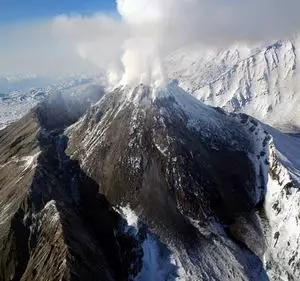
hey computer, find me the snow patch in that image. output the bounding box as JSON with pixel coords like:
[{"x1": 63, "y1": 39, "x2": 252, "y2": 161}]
[
  {"x1": 118, "y1": 205, "x2": 139, "y2": 235},
  {"x1": 0, "y1": 202, "x2": 13, "y2": 225},
  {"x1": 116, "y1": 205, "x2": 192, "y2": 281},
  {"x1": 21, "y1": 152, "x2": 40, "y2": 171},
  {"x1": 43, "y1": 200, "x2": 61, "y2": 225},
  {"x1": 135, "y1": 234, "x2": 179, "y2": 281}
]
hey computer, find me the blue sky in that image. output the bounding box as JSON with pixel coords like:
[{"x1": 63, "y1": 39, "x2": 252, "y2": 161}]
[
  {"x1": 0, "y1": 0, "x2": 116, "y2": 24},
  {"x1": 0, "y1": 0, "x2": 118, "y2": 76}
]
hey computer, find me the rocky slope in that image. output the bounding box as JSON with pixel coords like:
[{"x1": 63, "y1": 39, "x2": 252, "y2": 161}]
[
  {"x1": 1, "y1": 81, "x2": 277, "y2": 280},
  {"x1": 0, "y1": 87, "x2": 136, "y2": 281},
  {"x1": 0, "y1": 72, "x2": 300, "y2": 280}
]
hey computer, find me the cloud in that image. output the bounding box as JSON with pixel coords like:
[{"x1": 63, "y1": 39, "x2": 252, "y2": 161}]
[
  {"x1": 52, "y1": 0, "x2": 300, "y2": 86},
  {"x1": 0, "y1": 20, "x2": 99, "y2": 77},
  {"x1": 168, "y1": 0, "x2": 300, "y2": 44},
  {"x1": 53, "y1": 14, "x2": 126, "y2": 69},
  {"x1": 114, "y1": 0, "x2": 300, "y2": 47},
  {"x1": 2, "y1": 0, "x2": 300, "y2": 82}
]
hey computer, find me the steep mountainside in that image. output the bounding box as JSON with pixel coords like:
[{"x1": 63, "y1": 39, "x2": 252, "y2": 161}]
[
  {"x1": 0, "y1": 83, "x2": 277, "y2": 280},
  {"x1": 67, "y1": 83, "x2": 300, "y2": 280},
  {"x1": 165, "y1": 37, "x2": 300, "y2": 131},
  {"x1": 164, "y1": 39, "x2": 300, "y2": 280},
  {"x1": 0, "y1": 66, "x2": 300, "y2": 280},
  {"x1": 0, "y1": 88, "x2": 133, "y2": 281}
]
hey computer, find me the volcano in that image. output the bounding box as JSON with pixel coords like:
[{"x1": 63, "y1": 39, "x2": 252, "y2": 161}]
[{"x1": 0, "y1": 81, "x2": 298, "y2": 280}]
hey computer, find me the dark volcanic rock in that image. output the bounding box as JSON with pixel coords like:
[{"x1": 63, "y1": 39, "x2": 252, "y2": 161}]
[
  {"x1": 69, "y1": 86, "x2": 265, "y2": 235},
  {"x1": 67, "y1": 84, "x2": 269, "y2": 280},
  {"x1": 0, "y1": 83, "x2": 271, "y2": 280},
  {"x1": 0, "y1": 90, "x2": 138, "y2": 281}
]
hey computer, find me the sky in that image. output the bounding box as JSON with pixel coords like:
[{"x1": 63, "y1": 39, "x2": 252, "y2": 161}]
[
  {"x1": 0, "y1": 0, "x2": 116, "y2": 77},
  {"x1": 1, "y1": 0, "x2": 300, "y2": 82},
  {"x1": 0, "y1": 0, "x2": 115, "y2": 24}
]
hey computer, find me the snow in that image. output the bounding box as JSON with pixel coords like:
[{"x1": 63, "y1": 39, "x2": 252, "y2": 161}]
[
  {"x1": 43, "y1": 200, "x2": 61, "y2": 225},
  {"x1": 116, "y1": 205, "x2": 190, "y2": 281},
  {"x1": 0, "y1": 152, "x2": 40, "y2": 172},
  {"x1": 258, "y1": 124, "x2": 300, "y2": 280},
  {"x1": 164, "y1": 38, "x2": 300, "y2": 130},
  {"x1": 128, "y1": 156, "x2": 142, "y2": 170},
  {"x1": 263, "y1": 124, "x2": 300, "y2": 183},
  {"x1": 0, "y1": 202, "x2": 13, "y2": 225},
  {"x1": 21, "y1": 152, "x2": 40, "y2": 171},
  {"x1": 0, "y1": 75, "x2": 104, "y2": 130},
  {"x1": 118, "y1": 205, "x2": 139, "y2": 235},
  {"x1": 135, "y1": 235, "x2": 178, "y2": 281},
  {"x1": 154, "y1": 141, "x2": 168, "y2": 157},
  {"x1": 264, "y1": 173, "x2": 300, "y2": 280}
]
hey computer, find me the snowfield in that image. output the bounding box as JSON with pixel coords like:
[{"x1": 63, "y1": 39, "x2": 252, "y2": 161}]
[{"x1": 165, "y1": 37, "x2": 300, "y2": 131}]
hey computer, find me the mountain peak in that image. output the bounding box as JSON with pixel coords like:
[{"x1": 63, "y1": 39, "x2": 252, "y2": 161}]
[
  {"x1": 117, "y1": 80, "x2": 178, "y2": 105},
  {"x1": 1, "y1": 72, "x2": 299, "y2": 280}
]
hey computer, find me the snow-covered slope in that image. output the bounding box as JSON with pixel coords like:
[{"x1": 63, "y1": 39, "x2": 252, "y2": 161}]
[
  {"x1": 164, "y1": 38, "x2": 300, "y2": 280},
  {"x1": 165, "y1": 37, "x2": 300, "y2": 131},
  {"x1": 230, "y1": 114, "x2": 300, "y2": 280},
  {"x1": 264, "y1": 129, "x2": 300, "y2": 280}
]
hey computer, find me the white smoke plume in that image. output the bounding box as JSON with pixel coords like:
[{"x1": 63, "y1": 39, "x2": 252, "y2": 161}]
[
  {"x1": 52, "y1": 0, "x2": 300, "y2": 87},
  {"x1": 116, "y1": 0, "x2": 170, "y2": 87}
]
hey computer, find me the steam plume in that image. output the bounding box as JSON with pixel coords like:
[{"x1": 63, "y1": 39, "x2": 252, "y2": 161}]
[{"x1": 53, "y1": 0, "x2": 300, "y2": 87}]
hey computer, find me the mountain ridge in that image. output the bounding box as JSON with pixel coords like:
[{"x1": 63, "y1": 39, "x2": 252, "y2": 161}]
[{"x1": 165, "y1": 37, "x2": 300, "y2": 131}]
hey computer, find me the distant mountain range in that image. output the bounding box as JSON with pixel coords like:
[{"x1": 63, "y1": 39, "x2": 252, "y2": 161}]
[{"x1": 165, "y1": 37, "x2": 300, "y2": 131}]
